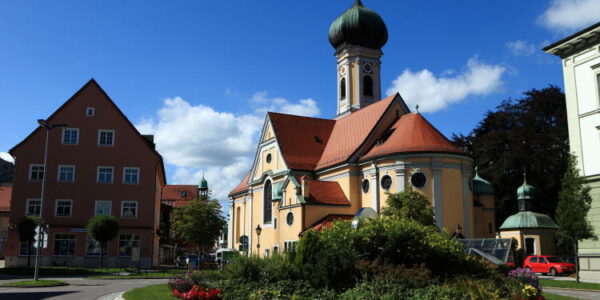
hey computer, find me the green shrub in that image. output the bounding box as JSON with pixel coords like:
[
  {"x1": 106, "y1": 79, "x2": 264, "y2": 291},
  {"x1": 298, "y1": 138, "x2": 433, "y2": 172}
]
[
  {"x1": 223, "y1": 253, "x2": 299, "y2": 284},
  {"x1": 355, "y1": 260, "x2": 432, "y2": 288}
]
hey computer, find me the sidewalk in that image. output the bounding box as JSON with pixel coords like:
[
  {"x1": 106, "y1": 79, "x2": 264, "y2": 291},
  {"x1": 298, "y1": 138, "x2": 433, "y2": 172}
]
[{"x1": 545, "y1": 287, "x2": 600, "y2": 300}]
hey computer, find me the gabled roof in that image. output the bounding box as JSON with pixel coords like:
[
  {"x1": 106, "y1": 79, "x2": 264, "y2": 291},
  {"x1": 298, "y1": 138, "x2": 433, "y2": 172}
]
[
  {"x1": 0, "y1": 185, "x2": 11, "y2": 212},
  {"x1": 9, "y1": 79, "x2": 167, "y2": 185},
  {"x1": 229, "y1": 171, "x2": 251, "y2": 197},
  {"x1": 162, "y1": 185, "x2": 198, "y2": 207},
  {"x1": 317, "y1": 94, "x2": 396, "y2": 169},
  {"x1": 269, "y1": 112, "x2": 335, "y2": 170},
  {"x1": 306, "y1": 180, "x2": 350, "y2": 206},
  {"x1": 360, "y1": 112, "x2": 463, "y2": 160}
]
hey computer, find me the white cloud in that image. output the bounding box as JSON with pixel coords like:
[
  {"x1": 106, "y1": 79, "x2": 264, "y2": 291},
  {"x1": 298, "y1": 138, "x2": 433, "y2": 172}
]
[
  {"x1": 386, "y1": 57, "x2": 506, "y2": 113},
  {"x1": 539, "y1": 0, "x2": 600, "y2": 32},
  {"x1": 507, "y1": 40, "x2": 536, "y2": 56},
  {"x1": 250, "y1": 91, "x2": 320, "y2": 117},
  {"x1": 0, "y1": 152, "x2": 14, "y2": 164},
  {"x1": 136, "y1": 92, "x2": 321, "y2": 202}
]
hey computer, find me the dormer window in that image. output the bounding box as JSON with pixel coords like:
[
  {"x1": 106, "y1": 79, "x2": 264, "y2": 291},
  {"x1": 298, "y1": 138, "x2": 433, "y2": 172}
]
[{"x1": 86, "y1": 107, "x2": 95, "y2": 116}]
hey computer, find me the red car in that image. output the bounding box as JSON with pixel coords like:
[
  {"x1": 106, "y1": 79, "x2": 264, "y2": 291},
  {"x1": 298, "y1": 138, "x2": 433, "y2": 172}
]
[{"x1": 524, "y1": 255, "x2": 576, "y2": 276}]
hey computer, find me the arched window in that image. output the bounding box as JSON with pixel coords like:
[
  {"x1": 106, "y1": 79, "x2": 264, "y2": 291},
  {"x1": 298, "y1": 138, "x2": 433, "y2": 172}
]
[
  {"x1": 363, "y1": 75, "x2": 373, "y2": 97},
  {"x1": 263, "y1": 180, "x2": 272, "y2": 224},
  {"x1": 235, "y1": 207, "x2": 241, "y2": 241},
  {"x1": 340, "y1": 78, "x2": 346, "y2": 100}
]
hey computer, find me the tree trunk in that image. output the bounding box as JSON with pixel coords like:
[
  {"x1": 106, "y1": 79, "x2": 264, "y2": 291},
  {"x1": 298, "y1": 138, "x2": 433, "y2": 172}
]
[
  {"x1": 100, "y1": 242, "x2": 104, "y2": 269},
  {"x1": 575, "y1": 241, "x2": 580, "y2": 283},
  {"x1": 27, "y1": 241, "x2": 31, "y2": 268}
]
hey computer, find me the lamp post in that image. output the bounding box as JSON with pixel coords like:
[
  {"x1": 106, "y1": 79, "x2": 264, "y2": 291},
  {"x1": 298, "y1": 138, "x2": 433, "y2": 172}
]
[
  {"x1": 255, "y1": 225, "x2": 262, "y2": 256},
  {"x1": 33, "y1": 119, "x2": 67, "y2": 281}
]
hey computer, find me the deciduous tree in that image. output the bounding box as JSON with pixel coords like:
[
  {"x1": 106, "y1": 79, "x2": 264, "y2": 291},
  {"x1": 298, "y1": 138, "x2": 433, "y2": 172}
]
[
  {"x1": 87, "y1": 215, "x2": 119, "y2": 268},
  {"x1": 172, "y1": 198, "x2": 226, "y2": 258},
  {"x1": 17, "y1": 217, "x2": 36, "y2": 267},
  {"x1": 382, "y1": 190, "x2": 435, "y2": 227}
]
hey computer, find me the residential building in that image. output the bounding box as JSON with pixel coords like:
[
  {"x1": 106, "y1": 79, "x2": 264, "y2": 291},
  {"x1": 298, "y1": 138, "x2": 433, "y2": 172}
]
[
  {"x1": 5, "y1": 79, "x2": 166, "y2": 268},
  {"x1": 544, "y1": 21, "x2": 600, "y2": 282},
  {"x1": 227, "y1": 1, "x2": 496, "y2": 257},
  {"x1": 0, "y1": 184, "x2": 10, "y2": 258}
]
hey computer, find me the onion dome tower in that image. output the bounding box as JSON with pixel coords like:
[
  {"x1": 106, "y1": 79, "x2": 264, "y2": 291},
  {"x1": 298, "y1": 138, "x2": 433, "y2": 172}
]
[
  {"x1": 472, "y1": 167, "x2": 494, "y2": 196},
  {"x1": 199, "y1": 174, "x2": 209, "y2": 198},
  {"x1": 329, "y1": 0, "x2": 388, "y2": 117}
]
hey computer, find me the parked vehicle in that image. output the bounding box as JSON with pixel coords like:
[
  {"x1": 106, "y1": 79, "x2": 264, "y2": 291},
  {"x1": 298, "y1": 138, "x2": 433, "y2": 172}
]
[
  {"x1": 174, "y1": 255, "x2": 186, "y2": 267},
  {"x1": 215, "y1": 248, "x2": 239, "y2": 266},
  {"x1": 186, "y1": 254, "x2": 199, "y2": 269},
  {"x1": 523, "y1": 255, "x2": 575, "y2": 276}
]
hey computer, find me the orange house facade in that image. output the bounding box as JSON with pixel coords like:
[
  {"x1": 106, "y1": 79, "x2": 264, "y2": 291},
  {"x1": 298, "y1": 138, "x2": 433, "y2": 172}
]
[{"x1": 5, "y1": 79, "x2": 166, "y2": 268}]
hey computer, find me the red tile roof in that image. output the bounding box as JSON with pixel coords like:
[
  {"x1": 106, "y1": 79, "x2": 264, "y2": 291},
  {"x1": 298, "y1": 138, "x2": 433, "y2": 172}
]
[
  {"x1": 0, "y1": 185, "x2": 11, "y2": 212},
  {"x1": 269, "y1": 112, "x2": 335, "y2": 170},
  {"x1": 307, "y1": 180, "x2": 350, "y2": 205},
  {"x1": 229, "y1": 171, "x2": 251, "y2": 197},
  {"x1": 360, "y1": 113, "x2": 464, "y2": 160},
  {"x1": 162, "y1": 185, "x2": 198, "y2": 207},
  {"x1": 316, "y1": 94, "x2": 396, "y2": 169},
  {"x1": 306, "y1": 214, "x2": 354, "y2": 232}
]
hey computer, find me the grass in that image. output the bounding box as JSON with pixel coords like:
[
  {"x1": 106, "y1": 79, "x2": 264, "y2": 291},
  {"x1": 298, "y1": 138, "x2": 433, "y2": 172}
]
[
  {"x1": 540, "y1": 279, "x2": 600, "y2": 290},
  {"x1": 0, "y1": 279, "x2": 69, "y2": 287},
  {"x1": 542, "y1": 292, "x2": 580, "y2": 300},
  {"x1": 0, "y1": 266, "x2": 187, "y2": 277},
  {"x1": 90, "y1": 272, "x2": 180, "y2": 279},
  {"x1": 123, "y1": 283, "x2": 175, "y2": 300}
]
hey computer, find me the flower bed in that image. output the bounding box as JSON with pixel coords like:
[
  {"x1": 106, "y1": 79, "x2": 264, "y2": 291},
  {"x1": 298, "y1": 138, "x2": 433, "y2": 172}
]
[{"x1": 168, "y1": 271, "x2": 222, "y2": 300}]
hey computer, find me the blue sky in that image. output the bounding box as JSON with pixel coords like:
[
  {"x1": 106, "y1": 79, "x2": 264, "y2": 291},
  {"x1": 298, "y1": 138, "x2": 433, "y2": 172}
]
[{"x1": 1, "y1": 0, "x2": 599, "y2": 202}]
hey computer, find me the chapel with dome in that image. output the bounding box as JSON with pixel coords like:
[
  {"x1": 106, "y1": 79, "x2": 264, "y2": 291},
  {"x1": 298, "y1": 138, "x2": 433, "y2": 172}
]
[
  {"x1": 226, "y1": 1, "x2": 497, "y2": 256},
  {"x1": 498, "y1": 173, "x2": 559, "y2": 256}
]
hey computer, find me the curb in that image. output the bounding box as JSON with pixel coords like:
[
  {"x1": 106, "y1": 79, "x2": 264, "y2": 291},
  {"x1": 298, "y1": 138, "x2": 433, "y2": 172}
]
[
  {"x1": 97, "y1": 291, "x2": 125, "y2": 300},
  {"x1": 544, "y1": 287, "x2": 600, "y2": 292}
]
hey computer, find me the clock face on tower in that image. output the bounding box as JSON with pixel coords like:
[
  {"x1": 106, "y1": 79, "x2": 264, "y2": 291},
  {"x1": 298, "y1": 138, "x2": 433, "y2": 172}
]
[
  {"x1": 340, "y1": 66, "x2": 346, "y2": 75},
  {"x1": 363, "y1": 62, "x2": 373, "y2": 74}
]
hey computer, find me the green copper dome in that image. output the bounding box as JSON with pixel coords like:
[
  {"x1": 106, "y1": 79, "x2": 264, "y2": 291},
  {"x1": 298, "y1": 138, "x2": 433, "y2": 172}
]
[
  {"x1": 499, "y1": 211, "x2": 558, "y2": 230},
  {"x1": 328, "y1": 0, "x2": 388, "y2": 50},
  {"x1": 517, "y1": 180, "x2": 535, "y2": 200},
  {"x1": 472, "y1": 167, "x2": 494, "y2": 195},
  {"x1": 199, "y1": 175, "x2": 208, "y2": 189}
]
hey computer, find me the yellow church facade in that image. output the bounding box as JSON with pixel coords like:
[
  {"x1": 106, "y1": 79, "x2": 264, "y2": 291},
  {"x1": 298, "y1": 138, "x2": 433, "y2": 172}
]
[{"x1": 226, "y1": 1, "x2": 496, "y2": 256}]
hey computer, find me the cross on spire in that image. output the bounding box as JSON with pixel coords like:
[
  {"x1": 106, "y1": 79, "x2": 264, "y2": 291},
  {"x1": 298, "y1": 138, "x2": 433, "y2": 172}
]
[{"x1": 415, "y1": 104, "x2": 420, "y2": 113}]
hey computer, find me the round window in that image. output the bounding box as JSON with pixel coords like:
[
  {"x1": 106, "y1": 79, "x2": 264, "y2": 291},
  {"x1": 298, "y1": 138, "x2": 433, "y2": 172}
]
[
  {"x1": 411, "y1": 172, "x2": 427, "y2": 188},
  {"x1": 286, "y1": 212, "x2": 294, "y2": 226},
  {"x1": 266, "y1": 153, "x2": 272, "y2": 163},
  {"x1": 361, "y1": 179, "x2": 369, "y2": 193},
  {"x1": 381, "y1": 175, "x2": 392, "y2": 190}
]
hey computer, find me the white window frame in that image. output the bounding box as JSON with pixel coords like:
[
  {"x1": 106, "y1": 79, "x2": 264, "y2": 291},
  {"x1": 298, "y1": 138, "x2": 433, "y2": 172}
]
[
  {"x1": 57, "y1": 165, "x2": 75, "y2": 183},
  {"x1": 122, "y1": 167, "x2": 140, "y2": 184},
  {"x1": 29, "y1": 164, "x2": 44, "y2": 181},
  {"x1": 97, "y1": 166, "x2": 114, "y2": 184},
  {"x1": 86, "y1": 107, "x2": 95, "y2": 117},
  {"x1": 94, "y1": 200, "x2": 112, "y2": 216},
  {"x1": 55, "y1": 199, "x2": 72, "y2": 217},
  {"x1": 85, "y1": 235, "x2": 106, "y2": 256},
  {"x1": 53, "y1": 233, "x2": 76, "y2": 256},
  {"x1": 61, "y1": 128, "x2": 79, "y2": 145},
  {"x1": 121, "y1": 201, "x2": 138, "y2": 218},
  {"x1": 25, "y1": 198, "x2": 41, "y2": 217},
  {"x1": 98, "y1": 129, "x2": 115, "y2": 147}
]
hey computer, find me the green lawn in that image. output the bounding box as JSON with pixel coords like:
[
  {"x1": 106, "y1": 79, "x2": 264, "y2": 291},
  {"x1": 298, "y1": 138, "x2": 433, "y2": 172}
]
[
  {"x1": 0, "y1": 267, "x2": 187, "y2": 277},
  {"x1": 124, "y1": 283, "x2": 175, "y2": 300},
  {"x1": 90, "y1": 272, "x2": 180, "y2": 279},
  {"x1": 542, "y1": 292, "x2": 580, "y2": 300},
  {"x1": 540, "y1": 279, "x2": 600, "y2": 290},
  {"x1": 0, "y1": 280, "x2": 69, "y2": 287}
]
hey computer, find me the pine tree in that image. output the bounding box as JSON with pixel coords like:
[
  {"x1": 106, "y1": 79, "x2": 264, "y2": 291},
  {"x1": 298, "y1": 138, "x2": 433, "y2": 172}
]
[{"x1": 555, "y1": 154, "x2": 597, "y2": 282}]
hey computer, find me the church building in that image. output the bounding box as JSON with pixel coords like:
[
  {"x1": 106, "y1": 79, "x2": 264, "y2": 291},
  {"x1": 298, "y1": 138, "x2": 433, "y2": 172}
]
[{"x1": 227, "y1": 1, "x2": 495, "y2": 256}]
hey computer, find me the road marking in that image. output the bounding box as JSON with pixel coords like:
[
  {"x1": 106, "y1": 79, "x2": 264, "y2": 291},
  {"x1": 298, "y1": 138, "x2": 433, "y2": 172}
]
[{"x1": 96, "y1": 291, "x2": 125, "y2": 300}]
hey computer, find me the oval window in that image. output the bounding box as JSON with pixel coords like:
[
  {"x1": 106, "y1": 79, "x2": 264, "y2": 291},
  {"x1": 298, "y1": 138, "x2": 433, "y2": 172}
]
[
  {"x1": 361, "y1": 179, "x2": 369, "y2": 193},
  {"x1": 411, "y1": 172, "x2": 427, "y2": 188},
  {"x1": 381, "y1": 175, "x2": 392, "y2": 190},
  {"x1": 286, "y1": 212, "x2": 294, "y2": 226},
  {"x1": 266, "y1": 153, "x2": 272, "y2": 163}
]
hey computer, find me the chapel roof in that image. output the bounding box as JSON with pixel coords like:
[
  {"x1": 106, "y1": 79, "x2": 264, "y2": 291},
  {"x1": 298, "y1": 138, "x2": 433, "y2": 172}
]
[
  {"x1": 306, "y1": 180, "x2": 350, "y2": 206},
  {"x1": 304, "y1": 214, "x2": 354, "y2": 234},
  {"x1": 229, "y1": 171, "x2": 251, "y2": 197},
  {"x1": 360, "y1": 112, "x2": 463, "y2": 161}
]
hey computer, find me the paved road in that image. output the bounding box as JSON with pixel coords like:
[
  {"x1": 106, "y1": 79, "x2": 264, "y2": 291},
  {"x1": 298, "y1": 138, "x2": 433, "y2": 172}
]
[
  {"x1": 545, "y1": 287, "x2": 600, "y2": 300},
  {"x1": 0, "y1": 277, "x2": 168, "y2": 300}
]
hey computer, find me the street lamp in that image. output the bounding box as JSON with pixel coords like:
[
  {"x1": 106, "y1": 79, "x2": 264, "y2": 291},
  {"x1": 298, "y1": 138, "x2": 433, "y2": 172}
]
[
  {"x1": 33, "y1": 119, "x2": 67, "y2": 281},
  {"x1": 255, "y1": 225, "x2": 262, "y2": 256}
]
